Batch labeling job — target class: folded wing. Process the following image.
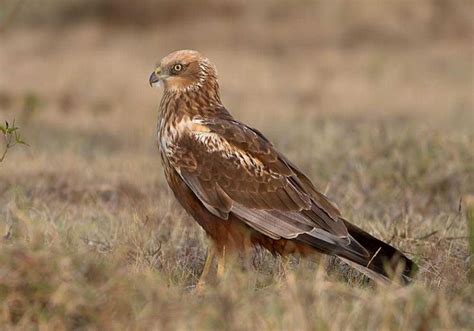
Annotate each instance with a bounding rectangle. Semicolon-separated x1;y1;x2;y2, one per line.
166;115;369;258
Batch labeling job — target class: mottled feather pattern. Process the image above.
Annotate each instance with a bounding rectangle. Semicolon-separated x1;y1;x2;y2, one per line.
158;66;355;250
152;50;416;283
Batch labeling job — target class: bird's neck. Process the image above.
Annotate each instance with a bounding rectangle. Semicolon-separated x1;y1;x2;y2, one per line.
160;83;226;120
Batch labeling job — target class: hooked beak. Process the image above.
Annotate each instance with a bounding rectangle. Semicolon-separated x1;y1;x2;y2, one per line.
149;67;167;87
149;70;160;87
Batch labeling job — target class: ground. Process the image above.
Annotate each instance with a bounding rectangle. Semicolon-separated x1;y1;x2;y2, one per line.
0;4;473;329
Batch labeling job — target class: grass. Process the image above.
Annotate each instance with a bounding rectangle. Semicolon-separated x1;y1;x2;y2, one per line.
0;5;473;329
1;110;472;330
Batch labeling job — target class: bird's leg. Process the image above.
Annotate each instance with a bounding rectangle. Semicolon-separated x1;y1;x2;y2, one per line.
216;245;226;279
196;246;215;290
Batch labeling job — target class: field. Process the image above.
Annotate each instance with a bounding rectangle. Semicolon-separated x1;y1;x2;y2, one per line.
0;1;473;330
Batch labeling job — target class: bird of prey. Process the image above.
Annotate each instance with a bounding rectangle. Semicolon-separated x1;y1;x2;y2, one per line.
149;50;416;284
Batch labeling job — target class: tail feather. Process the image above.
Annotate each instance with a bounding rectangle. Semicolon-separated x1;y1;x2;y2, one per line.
297;219;417;284
341;219;416;282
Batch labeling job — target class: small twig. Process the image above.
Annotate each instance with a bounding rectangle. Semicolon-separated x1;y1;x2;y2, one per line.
366;246;382;268
0;120;28;163
416;230;439;240
0;144;9;162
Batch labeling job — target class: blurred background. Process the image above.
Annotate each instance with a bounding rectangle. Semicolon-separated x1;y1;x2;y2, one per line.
1;0;472;131
1;0;472;200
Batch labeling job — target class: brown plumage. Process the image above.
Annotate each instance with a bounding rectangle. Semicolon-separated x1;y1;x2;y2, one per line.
149;50;416;284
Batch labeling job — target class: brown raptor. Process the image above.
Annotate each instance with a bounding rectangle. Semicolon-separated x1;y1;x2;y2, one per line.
149;50;416;285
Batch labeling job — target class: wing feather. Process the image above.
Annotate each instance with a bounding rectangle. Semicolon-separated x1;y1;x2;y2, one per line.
167;115;366;255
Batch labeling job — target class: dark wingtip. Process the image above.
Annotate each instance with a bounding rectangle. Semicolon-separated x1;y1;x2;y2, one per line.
342;219;418;283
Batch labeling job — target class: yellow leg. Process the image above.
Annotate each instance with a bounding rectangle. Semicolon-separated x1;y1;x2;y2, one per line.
196;247;215;290
216;245;226;279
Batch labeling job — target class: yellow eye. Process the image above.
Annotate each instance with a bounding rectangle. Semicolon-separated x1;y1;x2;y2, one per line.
173;64;183;73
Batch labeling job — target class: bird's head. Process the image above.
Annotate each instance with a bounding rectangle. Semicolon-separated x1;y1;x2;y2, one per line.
149;50;217;93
